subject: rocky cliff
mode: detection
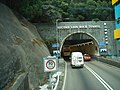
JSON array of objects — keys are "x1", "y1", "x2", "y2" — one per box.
[{"x1": 0, "y1": 3, "x2": 50, "y2": 89}]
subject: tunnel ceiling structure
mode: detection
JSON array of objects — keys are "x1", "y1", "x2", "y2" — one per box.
[
  {"x1": 64, "y1": 39, "x2": 93, "y2": 45},
  {"x1": 61, "y1": 33, "x2": 99, "y2": 57}
]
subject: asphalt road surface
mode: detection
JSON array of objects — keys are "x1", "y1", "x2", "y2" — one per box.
[{"x1": 63, "y1": 60, "x2": 120, "y2": 90}]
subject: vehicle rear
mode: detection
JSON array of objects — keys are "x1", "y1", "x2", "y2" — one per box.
[
  {"x1": 71, "y1": 52, "x2": 84, "y2": 68},
  {"x1": 83, "y1": 54, "x2": 91, "y2": 61}
]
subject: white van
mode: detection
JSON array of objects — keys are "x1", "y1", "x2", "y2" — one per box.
[{"x1": 70, "y1": 52, "x2": 84, "y2": 68}]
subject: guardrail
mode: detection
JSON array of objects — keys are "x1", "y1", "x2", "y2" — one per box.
[{"x1": 96, "y1": 57, "x2": 120, "y2": 68}]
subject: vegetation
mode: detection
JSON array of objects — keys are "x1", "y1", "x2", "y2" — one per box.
[{"x1": 1, "y1": 0, "x2": 114, "y2": 23}]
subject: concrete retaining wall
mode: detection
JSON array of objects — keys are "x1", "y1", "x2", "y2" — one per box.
[{"x1": 96, "y1": 57, "x2": 120, "y2": 68}]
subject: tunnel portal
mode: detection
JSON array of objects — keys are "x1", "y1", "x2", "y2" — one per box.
[{"x1": 61, "y1": 32, "x2": 99, "y2": 59}]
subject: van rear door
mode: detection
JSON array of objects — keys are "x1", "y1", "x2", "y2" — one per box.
[{"x1": 71, "y1": 52, "x2": 84, "y2": 68}]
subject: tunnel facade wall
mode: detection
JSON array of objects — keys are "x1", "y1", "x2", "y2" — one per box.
[
  {"x1": 36, "y1": 21, "x2": 116, "y2": 56},
  {"x1": 58, "y1": 21, "x2": 116, "y2": 56}
]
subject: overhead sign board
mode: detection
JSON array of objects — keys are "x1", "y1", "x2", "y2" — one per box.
[{"x1": 44, "y1": 56, "x2": 57, "y2": 72}]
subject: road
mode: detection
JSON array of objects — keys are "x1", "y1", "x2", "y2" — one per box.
[{"x1": 63, "y1": 60, "x2": 120, "y2": 90}]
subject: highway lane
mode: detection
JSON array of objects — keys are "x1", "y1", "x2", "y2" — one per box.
[
  {"x1": 85, "y1": 60, "x2": 120, "y2": 90},
  {"x1": 63, "y1": 60, "x2": 120, "y2": 90}
]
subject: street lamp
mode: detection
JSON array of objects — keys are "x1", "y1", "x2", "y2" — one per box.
[
  {"x1": 56, "y1": 19, "x2": 61, "y2": 59},
  {"x1": 55, "y1": 18, "x2": 70, "y2": 59}
]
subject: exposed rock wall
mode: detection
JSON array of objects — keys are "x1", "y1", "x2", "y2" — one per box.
[{"x1": 0, "y1": 3, "x2": 50, "y2": 89}]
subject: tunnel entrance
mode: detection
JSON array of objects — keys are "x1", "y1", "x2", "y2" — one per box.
[{"x1": 60, "y1": 32, "x2": 99, "y2": 60}]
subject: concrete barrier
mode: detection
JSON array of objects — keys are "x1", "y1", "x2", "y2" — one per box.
[
  {"x1": 9, "y1": 73, "x2": 29, "y2": 90},
  {"x1": 96, "y1": 57, "x2": 120, "y2": 68}
]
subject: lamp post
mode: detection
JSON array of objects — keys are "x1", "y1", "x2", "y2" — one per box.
[
  {"x1": 56, "y1": 19, "x2": 61, "y2": 59},
  {"x1": 55, "y1": 18, "x2": 70, "y2": 59}
]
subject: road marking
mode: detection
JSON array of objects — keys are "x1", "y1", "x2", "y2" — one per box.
[
  {"x1": 85, "y1": 65, "x2": 114, "y2": 90},
  {"x1": 62, "y1": 61, "x2": 67, "y2": 90}
]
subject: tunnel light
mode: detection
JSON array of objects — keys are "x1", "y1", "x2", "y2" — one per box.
[
  {"x1": 104, "y1": 26, "x2": 107, "y2": 29},
  {"x1": 70, "y1": 41, "x2": 94, "y2": 47},
  {"x1": 106, "y1": 41, "x2": 108, "y2": 45},
  {"x1": 104, "y1": 23, "x2": 107, "y2": 25},
  {"x1": 87, "y1": 43, "x2": 89, "y2": 45},
  {"x1": 79, "y1": 44, "x2": 82, "y2": 46},
  {"x1": 105, "y1": 35, "x2": 108, "y2": 38},
  {"x1": 105, "y1": 38, "x2": 108, "y2": 41},
  {"x1": 104, "y1": 32, "x2": 107, "y2": 34},
  {"x1": 90, "y1": 41, "x2": 94, "y2": 44},
  {"x1": 104, "y1": 29, "x2": 107, "y2": 31},
  {"x1": 88, "y1": 42, "x2": 91, "y2": 45},
  {"x1": 92, "y1": 42, "x2": 94, "y2": 44}
]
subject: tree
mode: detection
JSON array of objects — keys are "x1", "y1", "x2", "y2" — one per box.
[{"x1": 0, "y1": 0, "x2": 114, "y2": 23}]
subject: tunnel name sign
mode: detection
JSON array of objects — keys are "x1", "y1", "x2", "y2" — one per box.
[
  {"x1": 57, "y1": 25, "x2": 100, "y2": 29},
  {"x1": 44, "y1": 57, "x2": 57, "y2": 72}
]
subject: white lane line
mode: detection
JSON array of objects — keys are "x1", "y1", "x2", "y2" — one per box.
[
  {"x1": 62, "y1": 61, "x2": 67, "y2": 90},
  {"x1": 85, "y1": 65, "x2": 114, "y2": 90}
]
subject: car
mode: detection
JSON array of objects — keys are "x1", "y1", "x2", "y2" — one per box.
[{"x1": 83, "y1": 54, "x2": 91, "y2": 61}]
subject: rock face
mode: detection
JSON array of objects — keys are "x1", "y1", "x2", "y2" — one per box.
[{"x1": 0, "y1": 3, "x2": 50, "y2": 89}]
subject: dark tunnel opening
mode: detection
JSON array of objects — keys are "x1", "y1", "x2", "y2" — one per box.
[{"x1": 60, "y1": 33, "x2": 99, "y2": 60}]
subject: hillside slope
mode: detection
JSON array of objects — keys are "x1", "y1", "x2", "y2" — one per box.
[{"x1": 0, "y1": 3, "x2": 50, "y2": 89}]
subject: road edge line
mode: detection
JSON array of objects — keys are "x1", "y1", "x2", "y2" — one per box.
[{"x1": 62, "y1": 61, "x2": 67, "y2": 90}]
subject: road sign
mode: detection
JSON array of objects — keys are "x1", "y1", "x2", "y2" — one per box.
[
  {"x1": 52, "y1": 43, "x2": 60, "y2": 47},
  {"x1": 44, "y1": 56, "x2": 57, "y2": 72},
  {"x1": 99, "y1": 42, "x2": 106, "y2": 46}
]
